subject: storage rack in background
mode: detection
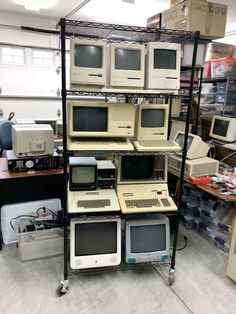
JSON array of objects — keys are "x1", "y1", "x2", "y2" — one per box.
[
  {"x1": 58, "y1": 17, "x2": 199, "y2": 295},
  {"x1": 179, "y1": 66, "x2": 204, "y2": 134}
]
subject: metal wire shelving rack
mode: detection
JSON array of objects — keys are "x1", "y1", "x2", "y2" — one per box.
[{"x1": 57, "y1": 17, "x2": 200, "y2": 296}]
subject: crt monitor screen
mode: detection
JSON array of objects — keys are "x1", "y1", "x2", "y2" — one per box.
[
  {"x1": 130, "y1": 224, "x2": 166, "y2": 253},
  {"x1": 115, "y1": 48, "x2": 141, "y2": 70},
  {"x1": 122, "y1": 156, "x2": 154, "y2": 180},
  {"x1": 74, "y1": 222, "x2": 117, "y2": 256},
  {"x1": 71, "y1": 166, "x2": 96, "y2": 184},
  {"x1": 74, "y1": 44, "x2": 102, "y2": 68},
  {"x1": 212, "y1": 119, "x2": 229, "y2": 137},
  {"x1": 141, "y1": 109, "x2": 165, "y2": 127},
  {"x1": 73, "y1": 107, "x2": 108, "y2": 132},
  {"x1": 175, "y1": 133, "x2": 193, "y2": 151},
  {"x1": 154, "y1": 49, "x2": 176, "y2": 69}
]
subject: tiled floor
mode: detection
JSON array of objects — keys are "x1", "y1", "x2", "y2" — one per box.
[{"x1": 0, "y1": 226, "x2": 235, "y2": 314}]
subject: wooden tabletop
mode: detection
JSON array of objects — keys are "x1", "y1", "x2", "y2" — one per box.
[
  {"x1": 0, "y1": 158, "x2": 63, "y2": 180},
  {"x1": 195, "y1": 183, "x2": 236, "y2": 203}
]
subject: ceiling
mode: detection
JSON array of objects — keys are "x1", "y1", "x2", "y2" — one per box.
[
  {"x1": 0, "y1": 0, "x2": 170, "y2": 26},
  {"x1": 0, "y1": 0, "x2": 235, "y2": 32}
]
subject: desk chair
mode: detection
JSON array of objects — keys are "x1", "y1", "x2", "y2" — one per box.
[{"x1": 0, "y1": 120, "x2": 15, "y2": 157}]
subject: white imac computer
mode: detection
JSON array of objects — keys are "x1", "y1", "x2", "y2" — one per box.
[
  {"x1": 209, "y1": 115, "x2": 236, "y2": 142},
  {"x1": 70, "y1": 216, "x2": 121, "y2": 269},
  {"x1": 116, "y1": 155, "x2": 167, "y2": 185},
  {"x1": 145, "y1": 42, "x2": 181, "y2": 92},
  {"x1": 70, "y1": 38, "x2": 106, "y2": 88},
  {"x1": 173, "y1": 131, "x2": 210, "y2": 159},
  {"x1": 125, "y1": 214, "x2": 170, "y2": 263},
  {"x1": 11, "y1": 124, "x2": 54, "y2": 157},
  {"x1": 109, "y1": 43, "x2": 145, "y2": 88},
  {"x1": 135, "y1": 103, "x2": 169, "y2": 141}
]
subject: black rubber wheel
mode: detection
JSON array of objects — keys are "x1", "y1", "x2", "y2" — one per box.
[{"x1": 56, "y1": 284, "x2": 68, "y2": 297}]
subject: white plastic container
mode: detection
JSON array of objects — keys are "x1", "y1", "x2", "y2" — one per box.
[{"x1": 18, "y1": 228, "x2": 64, "y2": 261}]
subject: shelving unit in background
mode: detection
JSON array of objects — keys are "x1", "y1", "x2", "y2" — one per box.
[{"x1": 57, "y1": 18, "x2": 199, "y2": 295}]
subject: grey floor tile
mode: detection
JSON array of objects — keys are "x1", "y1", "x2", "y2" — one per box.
[{"x1": 0, "y1": 226, "x2": 236, "y2": 314}]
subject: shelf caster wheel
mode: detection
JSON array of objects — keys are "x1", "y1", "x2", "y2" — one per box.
[
  {"x1": 56, "y1": 280, "x2": 69, "y2": 297},
  {"x1": 169, "y1": 268, "x2": 175, "y2": 286}
]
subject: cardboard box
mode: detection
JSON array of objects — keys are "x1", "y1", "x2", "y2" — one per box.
[
  {"x1": 147, "y1": 13, "x2": 161, "y2": 29},
  {"x1": 161, "y1": 0, "x2": 228, "y2": 39}
]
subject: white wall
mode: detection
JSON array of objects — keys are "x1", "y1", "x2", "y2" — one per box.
[{"x1": 0, "y1": 12, "x2": 67, "y2": 120}]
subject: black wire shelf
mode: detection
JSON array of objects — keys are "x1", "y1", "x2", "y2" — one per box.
[{"x1": 61, "y1": 19, "x2": 198, "y2": 44}]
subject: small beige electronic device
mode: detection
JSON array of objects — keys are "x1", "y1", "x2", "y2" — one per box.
[
  {"x1": 168, "y1": 155, "x2": 219, "y2": 179},
  {"x1": 117, "y1": 184, "x2": 177, "y2": 214},
  {"x1": 133, "y1": 103, "x2": 181, "y2": 152},
  {"x1": 174, "y1": 131, "x2": 210, "y2": 159},
  {"x1": 12, "y1": 124, "x2": 54, "y2": 157},
  {"x1": 67, "y1": 188, "x2": 120, "y2": 213}
]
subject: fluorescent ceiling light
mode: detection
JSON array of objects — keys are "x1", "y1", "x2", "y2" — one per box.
[
  {"x1": 80, "y1": 0, "x2": 169, "y2": 26},
  {"x1": 13, "y1": 0, "x2": 58, "y2": 12}
]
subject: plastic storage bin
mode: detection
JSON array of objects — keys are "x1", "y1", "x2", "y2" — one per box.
[
  {"x1": 18, "y1": 228, "x2": 64, "y2": 261},
  {"x1": 180, "y1": 213, "x2": 196, "y2": 230},
  {"x1": 196, "y1": 219, "x2": 214, "y2": 243},
  {"x1": 211, "y1": 57, "x2": 236, "y2": 78}
]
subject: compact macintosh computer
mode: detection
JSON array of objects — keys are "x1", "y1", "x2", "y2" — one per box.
[
  {"x1": 67, "y1": 157, "x2": 120, "y2": 213},
  {"x1": 168, "y1": 131, "x2": 219, "y2": 179},
  {"x1": 133, "y1": 103, "x2": 181, "y2": 152},
  {"x1": 145, "y1": 42, "x2": 181, "y2": 93},
  {"x1": 125, "y1": 214, "x2": 170, "y2": 264},
  {"x1": 116, "y1": 155, "x2": 177, "y2": 214},
  {"x1": 209, "y1": 115, "x2": 236, "y2": 143},
  {"x1": 67, "y1": 101, "x2": 135, "y2": 151},
  {"x1": 70, "y1": 216, "x2": 121, "y2": 269},
  {"x1": 108, "y1": 42, "x2": 145, "y2": 89},
  {"x1": 70, "y1": 38, "x2": 106, "y2": 89}
]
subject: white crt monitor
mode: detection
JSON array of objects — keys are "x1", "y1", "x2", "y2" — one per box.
[
  {"x1": 70, "y1": 217, "x2": 121, "y2": 269},
  {"x1": 125, "y1": 215, "x2": 170, "y2": 263},
  {"x1": 70, "y1": 38, "x2": 106, "y2": 86},
  {"x1": 174, "y1": 131, "x2": 210, "y2": 159},
  {"x1": 67, "y1": 101, "x2": 135, "y2": 138},
  {"x1": 12, "y1": 124, "x2": 54, "y2": 157},
  {"x1": 135, "y1": 103, "x2": 169, "y2": 140},
  {"x1": 117, "y1": 155, "x2": 167, "y2": 184},
  {"x1": 209, "y1": 115, "x2": 236, "y2": 142},
  {"x1": 109, "y1": 43, "x2": 145, "y2": 88},
  {"x1": 145, "y1": 42, "x2": 181, "y2": 90}
]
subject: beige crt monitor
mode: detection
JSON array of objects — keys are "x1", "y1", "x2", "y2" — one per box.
[
  {"x1": 145, "y1": 42, "x2": 181, "y2": 91},
  {"x1": 174, "y1": 131, "x2": 210, "y2": 159},
  {"x1": 135, "y1": 103, "x2": 169, "y2": 141},
  {"x1": 12, "y1": 124, "x2": 54, "y2": 157},
  {"x1": 109, "y1": 42, "x2": 145, "y2": 88},
  {"x1": 209, "y1": 115, "x2": 236, "y2": 143},
  {"x1": 67, "y1": 101, "x2": 135, "y2": 138},
  {"x1": 70, "y1": 38, "x2": 106, "y2": 87}
]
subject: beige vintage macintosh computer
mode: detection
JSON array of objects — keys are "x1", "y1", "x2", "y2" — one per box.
[
  {"x1": 133, "y1": 103, "x2": 181, "y2": 152},
  {"x1": 67, "y1": 101, "x2": 135, "y2": 151}
]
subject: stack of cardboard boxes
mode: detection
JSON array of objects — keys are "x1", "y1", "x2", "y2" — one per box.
[{"x1": 147, "y1": 0, "x2": 228, "y2": 40}]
